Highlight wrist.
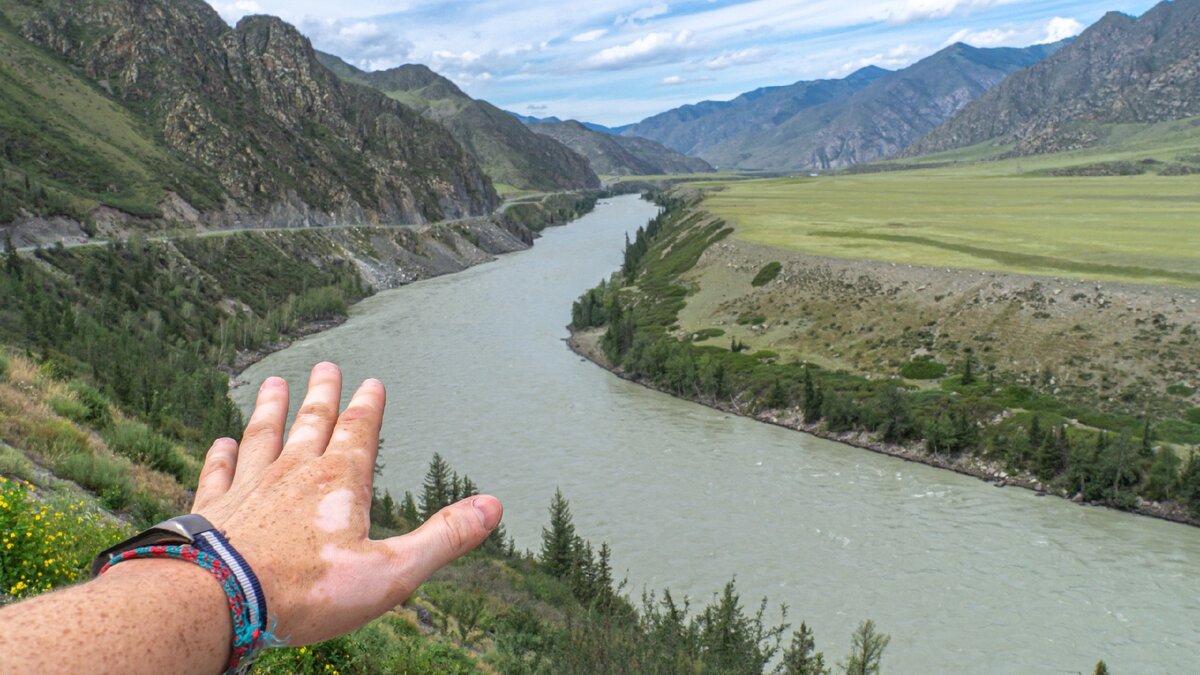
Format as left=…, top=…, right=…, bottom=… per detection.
left=96, top=558, right=231, bottom=672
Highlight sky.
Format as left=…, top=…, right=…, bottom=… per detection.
left=209, top=0, right=1162, bottom=127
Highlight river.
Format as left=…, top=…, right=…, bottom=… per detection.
left=234, top=195, right=1200, bottom=673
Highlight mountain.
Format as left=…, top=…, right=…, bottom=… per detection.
left=318, top=54, right=600, bottom=192
left=698, top=42, right=1064, bottom=171
left=510, top=113, right=627, bottom=135
left=908, top=0, right=1200, bottom=157
left=620, top=66, right=889, bottom=157
left=0, top=0, right=495, bottom=228
left=528, top=121, right=714, bottom=176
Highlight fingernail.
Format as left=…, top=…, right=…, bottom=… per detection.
left=362, top=378, right=383, bottom=389
left=314, top=361, right=338, bottom=373
left=471, top=496, right=503, bottom=530
left=262, top=376, right=286, bottom=389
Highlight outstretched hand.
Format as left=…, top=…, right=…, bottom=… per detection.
left=192, top=362, right=503, bottom=645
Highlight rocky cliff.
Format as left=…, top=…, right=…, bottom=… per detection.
left=316, top=53, right=599, bottom=193
left=908, top=0, right=1200, bottom=156
left=1, top=0, right=496, bottom=228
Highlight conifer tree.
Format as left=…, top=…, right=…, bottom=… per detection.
left=1144, top=447, right=1181, bottom=502
left=843, top=620, right=889, bottom=675
left=540, top=488, right=578, bottom=579
left=1093, top=660, right=1109, bottom=675
left=400, top=491, right=419, bottom=524
left=781, top=622, right=829, bottom=675
left=420, top=453, right=454, bottom=520
left=961, top=352, right=975, bottom=385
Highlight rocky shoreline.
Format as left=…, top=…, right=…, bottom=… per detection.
left=566, top=330, right=1199, bottom=529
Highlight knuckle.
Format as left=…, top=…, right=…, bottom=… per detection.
left=242, top=420, right=280, bottom=443
left=339, top=405, right=377, bottom=424
left=296, top=402, right=335, bottom=423
left=201, top=456, right=233, bottom=479
left=438, top=509, right=475, bottom=553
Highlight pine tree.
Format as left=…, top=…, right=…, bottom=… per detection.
left=1093, top=660, right=1109, bottom=675
left=781, top=622, right=829, bottom=675
left=420, top=453, right=454, bottom=520
left=803, top=368, right=823, bottom=424
left=843, top=620, right=889, bottom=675
left=1144, top=447, right=1181, bottom=502
left=3, top=229, right=19, bottom=277
left=1140, top=418, right=1154, bottom=459
left=400, top=491, right=419, bottom=524
left=961, top=352, right=975, bottom=385
left=540, top=488, right=577, bottom=579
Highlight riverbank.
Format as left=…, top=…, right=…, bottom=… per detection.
left=567, top=329, right=1198, bottom=527
left=227, top=194, right=606, bottom=382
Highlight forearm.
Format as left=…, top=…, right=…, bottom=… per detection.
left=0, top=559, right=229, bottom=675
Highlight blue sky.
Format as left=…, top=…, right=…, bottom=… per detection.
left=209, top=0, right=1161, bottom=126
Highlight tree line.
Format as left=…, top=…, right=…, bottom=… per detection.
left=571, top=193, right=1200, bottom=520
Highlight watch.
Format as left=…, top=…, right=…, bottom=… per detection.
left=90, top=513, right=217, bottom=577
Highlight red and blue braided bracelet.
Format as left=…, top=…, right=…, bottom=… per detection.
left=98, top=542, right=272, bottom=674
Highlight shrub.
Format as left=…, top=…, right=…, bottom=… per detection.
left=49, top=397, right=91, bottom=425
left=51, top=452, right=132, bottom=510
left=104, top=421, right=195, bottom=485
left=23, top=418, right=91, bottom=459
left=900, top=358, right=947, bottom=380
left=67, top=381, right=114, bottom=429
left=736, top=314, right=767, bottom=326
left=751, top=261, right=782, bottom=287
left=0, top=352, right=8, bottom=381
left=0, top=477, right=128, bottom=599
left=1167, top=383, right=1196, bottom=397
left=1187, top=408, right=1200, bottom=425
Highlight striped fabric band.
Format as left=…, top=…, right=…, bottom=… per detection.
left=195, top=530, right=267, bottom=634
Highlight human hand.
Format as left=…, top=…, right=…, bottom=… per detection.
left=190, top=362, right=503, bottom=645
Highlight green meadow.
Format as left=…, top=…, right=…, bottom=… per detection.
left=700, top=120, right=1200, bottom=287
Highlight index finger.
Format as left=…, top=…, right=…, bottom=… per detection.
left=322, top=378, right=386, bottom=484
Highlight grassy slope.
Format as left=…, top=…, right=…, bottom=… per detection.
left=699, top=118, right=1200, bottom=287
left=0, top=16, right=218, bottom=220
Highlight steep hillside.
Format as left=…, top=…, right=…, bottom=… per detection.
left=0, top=0, right=496, bottom=231
left=529, top=120, right=714, bottom=176
left=318, top=53, right=600, bottom=193
left=702, top=42, right=1062, bottom=171
left=621, top=66, right=888, bottom=156
left=909, top=0, right=1200, bottom=156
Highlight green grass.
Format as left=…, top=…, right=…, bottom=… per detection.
left=700, top=119, right=1200, bottom=287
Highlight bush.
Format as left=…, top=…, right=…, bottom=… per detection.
left=751, top=261, right=782, bottom=287
left=67, top=381, right=114, bottom=429
left=104, top=421, right=195, bottom=485
left=255, top=617, right=479, bottom=674
left=1187, top=408, right=1200, bottom=425
left=900, top=358, right=947, bottom=380
left=0, top=477, right=128, bottom=599
left=0, top=352, right=8, bottom=381
left=23, top=418, right=91, bottom=459
left=51, top=452, right=132, bottom=510
left=49, top=397, right=91, bottom=425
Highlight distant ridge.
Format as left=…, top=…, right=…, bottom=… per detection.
left=529, top=121, right=714, bottom=176
left=511, top=113, right=627, bottom=136
left=318, top=53, right=600, bottom=192
left=908, top=0, right=1200, bottom=156
left=693, top=42, right=1063, bottom=171
left=620, top=66, right=889, bottom=157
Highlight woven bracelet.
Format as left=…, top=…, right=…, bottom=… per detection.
left=98, top=542, right=272, bottom=674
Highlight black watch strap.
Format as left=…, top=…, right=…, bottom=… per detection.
left=90, top=513, right=216, bottom=577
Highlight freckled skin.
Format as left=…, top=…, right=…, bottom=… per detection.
left=0, top=363, right=503, bottom=673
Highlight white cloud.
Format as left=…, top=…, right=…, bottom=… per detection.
left=943, top=27, right=1017, bottom=47
left=210, top=1, right=262, bottom=23
left=585, top=30, right=695, bottom=70
left=885, top=0, right=1013, bottom=24
left=616, top=2, right=670, bottom=26
left=571, top=29, right=609, bottom=43
left=298, top=17, right=413, bottom=70
left=828, top=43, right=924, bottom=77
left=704, top=47, right=772, bottom=70
left=659, top=75, right=687, bottom=86
left=1042, top=16, right=1084, bottom=43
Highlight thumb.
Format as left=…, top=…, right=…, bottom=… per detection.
left=386, top=495, right=503, bottom=584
